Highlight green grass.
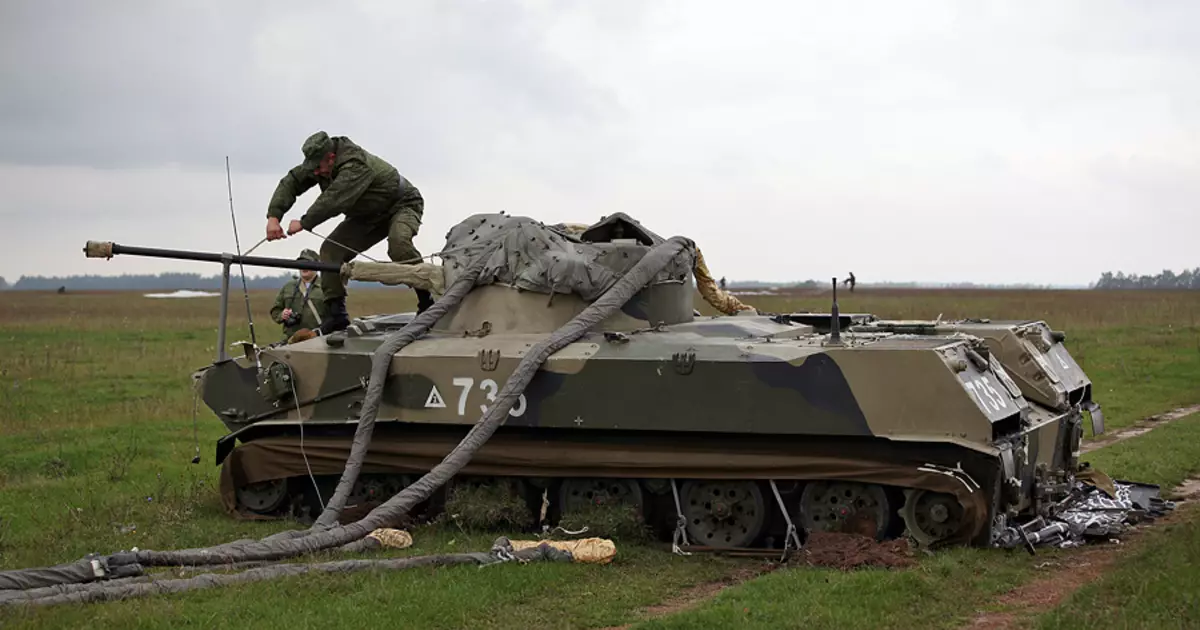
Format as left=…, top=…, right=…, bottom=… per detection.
left=1083, top=415, right=1200, bottom=492
left=1, top=288, right=1199, bottom=628
left=632, top=414, right=1200, bottom=630
left=4, top=539, right=742, bottom=629
left=1034, top=508, right=1200, bottom=630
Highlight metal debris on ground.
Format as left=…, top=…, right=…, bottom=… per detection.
left=996, top=479, right=1176, bottom=552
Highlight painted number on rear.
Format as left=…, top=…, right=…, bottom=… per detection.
left=965, top=377, right=1008, bottom=412
left=449, top=377, right=527, bottom=417
left=1051, top=347, right=1070, bottom=370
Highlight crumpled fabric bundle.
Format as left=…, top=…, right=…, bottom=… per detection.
left=365, top=528, right=413, bottom=550
left=508, top=537, right=617, bottom=565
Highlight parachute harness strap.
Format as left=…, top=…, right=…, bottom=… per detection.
left=769, top=480, right=803, bottom=562
left=670, top=479, right=692, bottom=556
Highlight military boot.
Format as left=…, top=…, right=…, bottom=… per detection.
left=415, top=288, right=435, bottom=314
left=318, top=296, right=350, bottom=334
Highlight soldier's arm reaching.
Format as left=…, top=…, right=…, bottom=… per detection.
left=298, top=154, right=374, bottom=231
left=266, top=166, right=318, bottom=240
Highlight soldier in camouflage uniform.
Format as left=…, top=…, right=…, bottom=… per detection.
left=269, top=249, right=328, bottom=340
left=265, top=131, right=434, bottom=334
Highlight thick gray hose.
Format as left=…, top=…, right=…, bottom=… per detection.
left=313, top=239, right=503, bottom=529
left=0, top=235, right=692, bottom=600
left=115, top=235, right=691, bottom=568
left=0, top=557, right=142, bottom=591
left=0, top=575, right=156, bottom=605
left=0, top=538, right=573, bottom=608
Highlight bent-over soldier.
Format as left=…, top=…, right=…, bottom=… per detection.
left=265, top=131, right=434, bottom=334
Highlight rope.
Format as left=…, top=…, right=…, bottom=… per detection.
left=304, top=228, right=381, bottom=263
left=288, top=366, right=325, bottom=512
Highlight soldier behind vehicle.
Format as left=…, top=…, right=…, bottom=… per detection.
left=264, top=131, right=434, bottom=335
left=270, top=249, right=327, bottom=341
left=844, top=272, right=856, bottom=292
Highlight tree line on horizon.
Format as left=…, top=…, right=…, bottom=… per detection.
left=1092, top=268, right=1200, bottom=290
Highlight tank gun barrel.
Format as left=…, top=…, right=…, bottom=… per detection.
left=83, top=240, right=342, bottom=363
left=83, top=241, right=341, bottom=273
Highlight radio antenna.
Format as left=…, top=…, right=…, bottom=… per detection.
left=226, top=156, right=260, bottom=357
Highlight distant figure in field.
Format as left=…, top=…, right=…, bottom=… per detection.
left=719, top=276, right=727, bottom=291
left=843, top=272, right=856, bottom=292
left=270, top=249, right=327, bottom=341
left=56, top=286, right=66, bottom=295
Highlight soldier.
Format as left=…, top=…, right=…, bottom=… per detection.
left=270, top=249, right=328, bottom=340
left=846, top=272, right=857, bottom=292
left=264, top=131, right=434, bottom=334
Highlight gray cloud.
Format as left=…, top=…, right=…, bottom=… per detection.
left=0, top=0, right=629, bottom=176
left=3, top=1, right=1199, bottom=286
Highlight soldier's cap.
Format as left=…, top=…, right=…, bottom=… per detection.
left=296, top=249, right=320, bottom=262
left=301, top=131, right=332, bottom=168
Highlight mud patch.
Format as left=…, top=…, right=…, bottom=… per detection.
left=795, top=531, right=916, bottom=570
left=1081, top=404, right=1200, bottom=454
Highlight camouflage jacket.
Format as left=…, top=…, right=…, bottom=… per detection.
left=266, top=137, right=422, bottom=231
left=270, top=277, right=327, bottom=338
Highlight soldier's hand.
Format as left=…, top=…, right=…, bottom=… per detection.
left=287, top=220, right=304, bottom=236
left=281, top=308, right=293, bottom=320
left=266, top=217, right=285, bottom=241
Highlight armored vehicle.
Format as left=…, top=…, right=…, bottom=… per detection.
left=84, top=212, right=1105, bottom=550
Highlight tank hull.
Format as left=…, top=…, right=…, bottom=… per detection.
left=204, top=311, right=1087, bottom=549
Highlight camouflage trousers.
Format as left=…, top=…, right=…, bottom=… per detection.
left=318, top=201, right=423, bottom=300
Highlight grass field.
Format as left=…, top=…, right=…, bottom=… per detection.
left=1, top=286, right=1199, bottom=628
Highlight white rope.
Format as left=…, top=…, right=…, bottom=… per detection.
left=287, top=367, right=325, bottom=514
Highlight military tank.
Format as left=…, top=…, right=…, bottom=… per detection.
left=83, top=212, right=1105, bottom=550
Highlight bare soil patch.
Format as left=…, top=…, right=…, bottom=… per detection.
left=1081, top=405, right=1200, bottom=454
left=796, top=531, right=916, bottom=570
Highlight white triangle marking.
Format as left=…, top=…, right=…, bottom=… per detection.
left=424, top=385, right=446, bottom=408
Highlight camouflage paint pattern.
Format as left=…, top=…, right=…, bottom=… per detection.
left=190, top=214, right=1101, bottom=548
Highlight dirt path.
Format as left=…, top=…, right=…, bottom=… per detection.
left=596, top=406, right=1200, bottom=630
left=595, top=565, right=774, bottom=630
left=962, top=478, right=1200, bottom=630
left=1081, top=404, right=1200, bottom=454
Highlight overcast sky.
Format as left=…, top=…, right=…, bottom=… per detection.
left=2, top=0, right=1197, bottom=286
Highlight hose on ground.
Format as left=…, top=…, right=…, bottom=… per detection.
left=1, top=538, right=577, bottom=607
left=0, top=234, right=693, bottom=605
